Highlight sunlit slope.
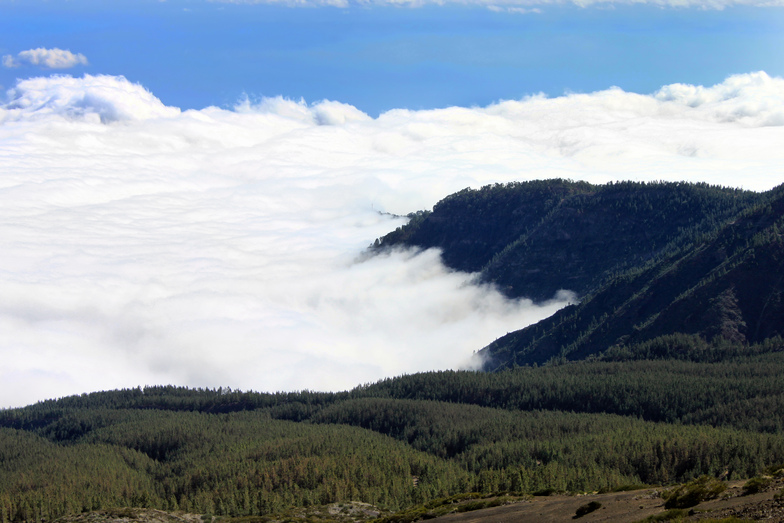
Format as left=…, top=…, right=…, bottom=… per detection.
left=3, top=370, right=784, bottom=522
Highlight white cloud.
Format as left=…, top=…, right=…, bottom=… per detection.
left=654, top=71, right=784, bottom=127
left=2, top=48, right=89, bottom=69
left=487, top=6, right=543, bottom=13
left=1, top=72, right=783, bottom=408
left=235, top=95, right=372, bottom=125
left=210, top=0, right=784, bottom=9
left=2, top=74, right=179, bottom=123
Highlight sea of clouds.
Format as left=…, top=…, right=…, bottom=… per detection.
left=1, top=71, right=783, bottom=408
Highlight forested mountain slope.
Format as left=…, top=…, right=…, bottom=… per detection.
left=4, top=349, right=784, bottom=522
left=374, top=178, right=784, bottom=368
left=480, top=184, right=784, bottom=368
left=374, top=180, right=762, bottom=302
left=3, top=362, right=784, bottom=523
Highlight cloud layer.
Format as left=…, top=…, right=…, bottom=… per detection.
left=2, top=48, right=89, bottom=70
left=1, top=72, right=783, bottom=408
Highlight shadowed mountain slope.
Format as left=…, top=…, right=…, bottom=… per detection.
left=375, top=179, right=784, bottom=368
left=375, top=180, right=761, bottom=302
left=480, top=184, right=784, bottom=368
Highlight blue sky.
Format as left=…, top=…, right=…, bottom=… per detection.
left=2, top=0, right=783, bottom=115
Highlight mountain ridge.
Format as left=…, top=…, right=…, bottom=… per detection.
left=480, top=183, right=784, bottom=368
left=374, top=179, right=784, bottom=368
left=374, top=179, right=763, bottom=302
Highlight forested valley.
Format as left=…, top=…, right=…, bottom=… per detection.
left=3, top=350, right=784, bottom=522
left=3, top=179, right=784, bottom=522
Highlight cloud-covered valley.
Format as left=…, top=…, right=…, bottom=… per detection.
left=1, top=72, right=783, bottom=408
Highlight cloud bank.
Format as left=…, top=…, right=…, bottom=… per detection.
left=2, top=75, right=179, bottom=123
left=1, top=72, right=783, bottom=408
left=2, top=48, right=89, bottom=70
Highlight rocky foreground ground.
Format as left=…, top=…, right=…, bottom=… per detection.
left=428, top=478, right=784, bottom=523
left=51, top=476, right=784, bottom=523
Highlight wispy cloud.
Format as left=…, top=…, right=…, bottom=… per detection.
left=0, top=72, right=782, bottom=408
left=487, top=6, right=543, bottom=13
left=2, top=48, right=89, bottom=69
left=210, top=0, right=784, bottom=9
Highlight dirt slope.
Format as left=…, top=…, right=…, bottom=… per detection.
left=429, top=480, right=784, bottom=523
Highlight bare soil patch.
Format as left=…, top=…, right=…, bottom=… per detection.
left=428, top=478, right=784, bottom=522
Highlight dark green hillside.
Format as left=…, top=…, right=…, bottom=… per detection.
left=361, top=351, right=784, bottom=432
left=375, top=180, right=761, bottom=302
left=0, top=406, right=469, bottom=522
left=375, top=180, right=594, bottom=277
left=311, top=397, right=782, bottom=488
left=4, top=350, right=784, bottom=522
left=480, top=185, right=784, bottom=368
